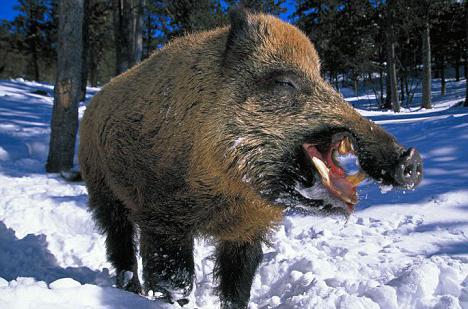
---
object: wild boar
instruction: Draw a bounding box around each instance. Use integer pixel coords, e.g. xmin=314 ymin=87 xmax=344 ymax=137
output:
xmin=79 ymin=8 xmax=422 ymax=308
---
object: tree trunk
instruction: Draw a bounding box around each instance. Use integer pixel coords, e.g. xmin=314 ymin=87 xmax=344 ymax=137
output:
xmin=399 ymin=74 xmax=405 ymax=103
xmin=130 ymin=0 xmax=144 ymax=67
xmin=386 ymin=26 xmax=399 ymax=112
xmin=31 ymin=44 xmax=40 ymax=81
xmin=88 ymin=46 xmax=98 ymax=87
xmin=434 ymin=54 xmax=440 ymax=78
xmin=112 ymin=0 xmax=144 ymax=75
xmin=379 ymin=68 xmax=384 ymax=105
xmin=88 ymin=0 xmax=99 ymax=88
xmin=112 ymin=0 xmax=130 ymax=74
xmin=404 ymin=75 xmax=410 ymax=104
xmin=80 ymin=0 xmax=90 ymax=101
xmin=384 ymin=72 xmax=392 ymax=109
xmin=46 ymin=0 xmax=84 ymax=173
xmin=465 ymin=55 xmax=467 ymax=82
xmin=353 ymin=71 xmax=358 ymax=96
xmin=440 ymin=58 xmax=446 ymax=96
xmin=465 ymin=0 xmax=468 ymax=107
xmin=145 ymin=11 xmax=152 ymax=58
xmin=421 ymin=22 xmax=432 ymax=109
xmin=28 ymin=4 xmax=40 ymax=81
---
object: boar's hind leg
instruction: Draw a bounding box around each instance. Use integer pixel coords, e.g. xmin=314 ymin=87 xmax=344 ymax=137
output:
xmin=215 ymin=239 xmax=263 ymax=309
xmin=140 ymin=232 xmax=194 ymax=305
xmin=88 ymin=182 xmax=141 ymax=294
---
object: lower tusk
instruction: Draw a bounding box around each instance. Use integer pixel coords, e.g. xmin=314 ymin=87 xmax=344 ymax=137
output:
xmin=339 ymin=194 xmax=356 ymax=204
xmin=346 ymin=170 xmax=367 ymax=186
xmin=312 ymin=157 xmax=330 ymax=186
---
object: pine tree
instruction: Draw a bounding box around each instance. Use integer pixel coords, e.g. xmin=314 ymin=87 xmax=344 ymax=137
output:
xmin=9 ymin=0 xmax=56 ymax=81
xmin=227 ymin=0 xmax=286 ymax=16
xmin=295 ymin=1 xmax=346 ymax=81
xmin=295 ymin=1 xmax=377 ymax=95
xmin=156 ymin=0 xmax=227 ymax=40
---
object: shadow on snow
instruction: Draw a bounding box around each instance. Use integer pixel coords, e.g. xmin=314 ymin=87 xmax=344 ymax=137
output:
xmin=0 ymin=221 xmax=111 ymax=285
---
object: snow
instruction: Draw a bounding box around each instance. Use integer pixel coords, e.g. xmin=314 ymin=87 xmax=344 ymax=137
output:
xmin=0 ymin=277 xmax=164 ymax=309
xmin=0 ymin=77 xmax=467 ymax=308
xmin=49 ymin=278 xmax=82 ymax=289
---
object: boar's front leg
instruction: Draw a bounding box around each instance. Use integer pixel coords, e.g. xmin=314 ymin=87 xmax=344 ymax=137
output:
xmin=140 ymin=231 xmax=194 ymax=305
xmin=215 ymin=239 xmax=263 ymax=309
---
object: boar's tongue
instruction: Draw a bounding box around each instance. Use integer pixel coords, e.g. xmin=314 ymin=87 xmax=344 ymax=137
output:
xmin=303 ymin=140 xmax=367 ymax=211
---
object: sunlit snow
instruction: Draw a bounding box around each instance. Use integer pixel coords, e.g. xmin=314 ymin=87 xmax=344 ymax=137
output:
xmin=0 ymin=78 xmax=467 ymax=308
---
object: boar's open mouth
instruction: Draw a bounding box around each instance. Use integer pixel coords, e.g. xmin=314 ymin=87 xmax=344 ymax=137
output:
xmin=296 ymin=133 xmax=367 ymax=213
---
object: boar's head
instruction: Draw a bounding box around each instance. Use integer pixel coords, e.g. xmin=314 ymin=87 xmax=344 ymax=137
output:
xmin=208 ymin=10 xmax=422 ymax=215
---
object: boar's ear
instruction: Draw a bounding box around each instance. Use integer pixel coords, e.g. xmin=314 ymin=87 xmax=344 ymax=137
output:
xmin=229 ymin=7 xmax=249 ymax=34
xmin=226 ymin=7 xmax=251 ymax=50
xmin=224 ymin=7 xmax=268 ymax=67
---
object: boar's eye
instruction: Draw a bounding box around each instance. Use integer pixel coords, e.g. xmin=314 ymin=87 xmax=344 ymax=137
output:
xmin=263 ymin=71 xmax=301 ymax=95
xmin=274 ymin=78 xmax=297 ymax=90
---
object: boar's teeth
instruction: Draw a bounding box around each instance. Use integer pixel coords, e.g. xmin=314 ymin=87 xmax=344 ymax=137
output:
xmin=338 ymin=137 xmax=353 ymax=154
xmin=337 ymin=139 xmax=347 ymax=154
xmin=312 ymin=157 xmax=330 ymax=186
xmin=346 ymin=170 xmax=367 ymax=186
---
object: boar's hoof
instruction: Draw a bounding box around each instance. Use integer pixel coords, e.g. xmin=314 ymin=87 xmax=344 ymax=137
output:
xmin=116 ymin=270 xmax=142 ymax=294
xmin=394 ymin=147 xmax=423 ymax=188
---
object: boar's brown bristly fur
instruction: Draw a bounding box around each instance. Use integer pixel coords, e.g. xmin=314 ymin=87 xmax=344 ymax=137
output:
xmin=80 ymin=13 xmax=323 ymax=244
xmin=80 ymin=23 xmax=283 ymax=243
xmin=79 ymin=9 xmax=420 ymax=308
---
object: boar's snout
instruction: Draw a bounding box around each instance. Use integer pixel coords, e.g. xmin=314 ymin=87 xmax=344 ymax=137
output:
xmin=341 ymin=107 xmax=423 ymax=191
xmin=393 ymin=147 xmax=423 ymax=188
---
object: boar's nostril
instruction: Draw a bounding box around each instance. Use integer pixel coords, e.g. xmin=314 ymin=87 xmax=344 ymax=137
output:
xmin=393 ymin=147 xmax=423 ymax=188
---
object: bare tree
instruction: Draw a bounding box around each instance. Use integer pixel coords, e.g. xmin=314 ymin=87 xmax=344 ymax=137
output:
xmin=27 ymin=1 xmax=40 ymax=81
xmin=87 ymin=0 xmax=114 ymax=86
xmin=421 ymin=21 xmax=432 ymax=109
xmin=46 ymin=0 xmax=84 ymax=172
xmin=133 ymin=0 xmax=144 ymax=64
xmin=112 ymin=0 xmax=144 ymax=74
xmin=80 ymin=0 xmax=90 ymax=101
xmin=385 ymin=1 xmax=400 ymax=112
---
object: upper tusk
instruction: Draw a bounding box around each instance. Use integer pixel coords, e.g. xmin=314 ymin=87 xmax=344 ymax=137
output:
xmin=338 ymin=137 xmax=354 ymax=155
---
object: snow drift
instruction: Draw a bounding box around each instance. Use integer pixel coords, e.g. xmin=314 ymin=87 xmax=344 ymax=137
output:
xmin=0 ymin=78 xmax=466 ymax=308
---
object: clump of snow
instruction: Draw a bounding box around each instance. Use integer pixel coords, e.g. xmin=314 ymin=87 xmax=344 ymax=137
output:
xmin=0 ymin=277 xmax=8 ymax=287
xmin=364 ymin=285 xmax=399 ymax=309
xmin=49 ymin=278 xmax=82 ymax=289
xmin=379 ymin=184 xmax=393 ymax=194
xmin=231 ymin=137 xmax=245 ymax=149
xmin=0 ymin=146 xmax=9 ymax=161
xmin=294 ymin=182 xmax=347 ymax=212
xmin=0 ymin=277 xmax=169 ymax=309
xmin=0 ymin=79 xmax=467 ymax=308
xmin=389 ymin=261 xmax=440 ymax=307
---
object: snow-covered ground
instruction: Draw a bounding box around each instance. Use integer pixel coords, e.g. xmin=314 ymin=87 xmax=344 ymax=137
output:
xmin=0 ymin=78 xmax=467 ymax=308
